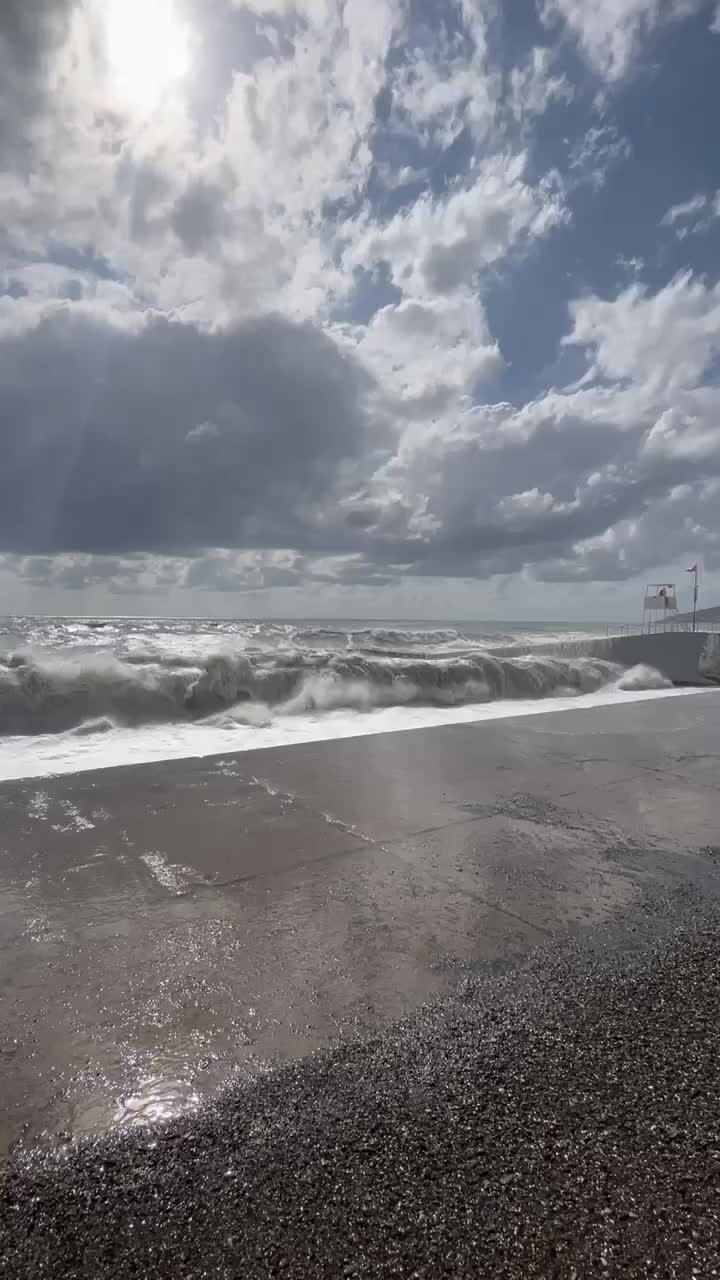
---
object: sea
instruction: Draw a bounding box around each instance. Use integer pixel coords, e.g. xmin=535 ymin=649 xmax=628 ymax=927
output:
xmin=0 ymin=614 xmax=693 ymax=782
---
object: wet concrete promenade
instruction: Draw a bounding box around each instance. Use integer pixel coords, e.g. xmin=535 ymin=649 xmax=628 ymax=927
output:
xmin=2 ymin=692 xmax=720 ymax=1275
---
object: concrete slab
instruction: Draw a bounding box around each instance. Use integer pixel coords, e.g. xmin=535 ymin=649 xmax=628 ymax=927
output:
xmin=2 ymin=691 xmax=720 ymax=1158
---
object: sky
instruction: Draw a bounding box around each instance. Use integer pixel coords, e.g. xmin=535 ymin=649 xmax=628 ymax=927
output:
xmin=1 ymin=0 xmax=720 ymax=621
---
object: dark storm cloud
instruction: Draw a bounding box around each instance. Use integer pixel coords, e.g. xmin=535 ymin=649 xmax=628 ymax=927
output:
xmin=0 ymin=0 xmax=71 ymax=77
xmin=350 ymin=403 xmax=720 ymax=585
xmin=369 ymin=422 xmax=642 ymax=560
xmin=0 ymin=0 xmax=74 ymax=159
xmin=0 ymin=305 xmax=384 ymax=557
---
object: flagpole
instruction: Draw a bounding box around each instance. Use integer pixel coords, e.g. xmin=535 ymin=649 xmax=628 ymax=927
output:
xmin=693 ymin=566 xmax=698 ymax=634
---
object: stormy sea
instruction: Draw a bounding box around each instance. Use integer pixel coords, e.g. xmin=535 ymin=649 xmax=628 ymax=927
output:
xmin=0 ymin=615 xmax=679 ymax=781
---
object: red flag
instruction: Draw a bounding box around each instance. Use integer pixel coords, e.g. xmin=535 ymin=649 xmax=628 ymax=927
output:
xmin=686 ymin=563 xmax=697 ymax=573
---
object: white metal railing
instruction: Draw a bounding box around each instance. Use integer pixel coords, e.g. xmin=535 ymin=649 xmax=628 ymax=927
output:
xmin=606 ymin=621 xmax=720 ymax=637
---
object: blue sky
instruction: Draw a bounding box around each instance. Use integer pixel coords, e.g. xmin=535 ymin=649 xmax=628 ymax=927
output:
xmin=1 ymin=0 xmax=720 ymax=620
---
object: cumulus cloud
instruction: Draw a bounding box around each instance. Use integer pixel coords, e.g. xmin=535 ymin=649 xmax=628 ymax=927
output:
xmin=345 ymin=152 xmax=567 ymax=298
xmin=642 ymin=409 xmax=720 ymax=462
xmin=348 ymin=270 xmax=720 ymax=584
xmin=334 ymin=292 xmax=502 ymax=417
xmin=564 ymin=272 xmax=720 ymax=395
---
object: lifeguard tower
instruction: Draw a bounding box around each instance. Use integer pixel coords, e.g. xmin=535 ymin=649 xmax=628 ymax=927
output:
xmin=642 ymin=583 xmax=685 ymax=634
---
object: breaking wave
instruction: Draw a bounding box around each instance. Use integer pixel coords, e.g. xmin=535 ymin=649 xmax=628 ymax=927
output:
xmin=0 ymin=643 xmax=636 ymax=737
xmin=614 ymin=663 xmax=672 ymax=692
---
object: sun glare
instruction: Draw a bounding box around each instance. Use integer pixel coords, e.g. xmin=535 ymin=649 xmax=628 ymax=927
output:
xmin=105 ymin=0 xmax=191 ymax=111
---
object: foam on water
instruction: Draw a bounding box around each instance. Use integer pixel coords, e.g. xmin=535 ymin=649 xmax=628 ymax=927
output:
xmin=0 ymin=682 xmax=706 ymax=783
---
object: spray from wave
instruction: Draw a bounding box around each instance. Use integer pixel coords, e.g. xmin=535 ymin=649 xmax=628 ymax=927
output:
xmin=0 ymin=636 xmax=654 ymax=737
xmin=614 ymin=663 xmax=672 ymax=692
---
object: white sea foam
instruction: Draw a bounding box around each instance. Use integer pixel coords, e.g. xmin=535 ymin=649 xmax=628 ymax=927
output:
xmin=51 ymin=801 xmax=95 ymax=832
xmin=0 ymin=683 xmax=707 ymax=783
xmin=28 ymin=790 xmax=50 ymax=820
xmin=614 ymin=663 xmax=672 ymax=691
xmin=140 ymin=852 xmax=193 ymax=894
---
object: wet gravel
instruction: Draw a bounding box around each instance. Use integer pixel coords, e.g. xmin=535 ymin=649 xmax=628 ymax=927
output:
xmin=3 ymin=897 xmax=720 ymax=1278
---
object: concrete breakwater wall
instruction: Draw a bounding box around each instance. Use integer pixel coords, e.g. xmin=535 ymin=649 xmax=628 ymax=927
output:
xmin=553 ymin=631 xmax=720 ymax=686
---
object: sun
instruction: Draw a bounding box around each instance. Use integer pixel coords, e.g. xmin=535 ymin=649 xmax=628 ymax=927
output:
xmin=104 ymin=0 xmax=191 ymax=112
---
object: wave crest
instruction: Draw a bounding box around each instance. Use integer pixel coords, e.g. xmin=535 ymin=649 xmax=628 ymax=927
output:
xmin=0 ymin=645 xmax=633 ymax=736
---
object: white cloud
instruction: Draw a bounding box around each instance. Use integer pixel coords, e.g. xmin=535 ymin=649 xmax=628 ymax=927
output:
xmin=662 ymin=193 xmax=708 ymax=226
xmin=0 ymin=0 xmax=406 ymax=326
xmin=494 ymin=488 xmax=565 ymax=524
xmin=0 ymin=1 xmax=570 ymax=339
xmin=352 ymin=269 xmax=720 ymax=587
xmin=642 ymin=408 xmax=720 ymax=461
xmin=346 ymin=152 xmax=567 ymax=298
xmin=569 ymin=124 xmax=631 ymax=188
xmin=542 ymin=0 xmax=706 ymax=81
xmin=6 ymin=550 xmax=187 ymax=595
xmin=661 ymin=191 xmax=720 ymax=238
xmin=0 ymin=292 xmax=144 ymax=341
xmin=509 ymin=46 xmax=574 ymax=122
xmin=561 ymin=273 xmax=717 ymax=424
xmin=374 ymin=163 xmax=428 ymax=192
xmin=186 ymin=420 xmax=221 ymax=443
xmin=616 ymin=254 xmax=644 ymax=277
xmin=564 ymin=272 xmax=720 ymax=399
xmin=335 ymin=291 xmax=502 ymax=415
xmin=389 ymin=16 xmax=497 ymax=149
xmin=336 ymin=146 xmax=567 ymax=443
